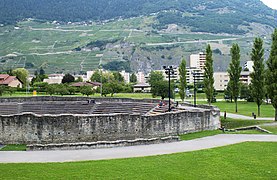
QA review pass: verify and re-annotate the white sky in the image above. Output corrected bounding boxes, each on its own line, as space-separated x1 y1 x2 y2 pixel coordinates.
261 0 277 10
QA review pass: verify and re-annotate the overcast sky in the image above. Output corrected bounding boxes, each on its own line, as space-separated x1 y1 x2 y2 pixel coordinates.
261 0 277 9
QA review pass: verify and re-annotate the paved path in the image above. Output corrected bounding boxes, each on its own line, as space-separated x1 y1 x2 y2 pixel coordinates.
220 112 275 120
1 134 277 163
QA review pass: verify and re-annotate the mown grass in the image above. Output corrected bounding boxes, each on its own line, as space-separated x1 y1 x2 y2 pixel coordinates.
0 142 276 179
221 117 273 129
211 101 274 118
260 125 277 134
0 144 26 151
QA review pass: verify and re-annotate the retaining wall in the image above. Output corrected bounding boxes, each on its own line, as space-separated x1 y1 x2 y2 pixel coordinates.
0 108 220 144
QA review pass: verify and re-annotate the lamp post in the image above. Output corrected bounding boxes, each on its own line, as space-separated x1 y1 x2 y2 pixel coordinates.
163 65 175 112
192 71 197 107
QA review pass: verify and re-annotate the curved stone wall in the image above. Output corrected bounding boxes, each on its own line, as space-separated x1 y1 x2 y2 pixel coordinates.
0 97 220 144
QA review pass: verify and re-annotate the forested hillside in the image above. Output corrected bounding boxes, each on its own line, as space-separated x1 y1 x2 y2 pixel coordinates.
0 0 276 34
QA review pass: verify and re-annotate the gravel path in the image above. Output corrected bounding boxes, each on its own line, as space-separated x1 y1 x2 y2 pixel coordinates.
1 134 277 163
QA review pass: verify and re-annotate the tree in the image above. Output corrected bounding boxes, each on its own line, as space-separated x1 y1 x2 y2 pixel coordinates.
178 58 187 102
266 29 277 121
112 72 124 83
224 81 233 102
39 67 45 75
46 84 56 95
75 76 83 82
0 85 7 96
62 73 75 84
107 82 123 97
80 86 94 97
228 43 242 113
11 68 29 86
56 84 69 96
130 73 137 83
148 71 164 87
203 44 215 105
241 83 253 102
250 37 265 116
148 71 166 98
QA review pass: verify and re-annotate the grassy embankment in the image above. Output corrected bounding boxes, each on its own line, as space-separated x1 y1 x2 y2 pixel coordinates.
0 142 277 179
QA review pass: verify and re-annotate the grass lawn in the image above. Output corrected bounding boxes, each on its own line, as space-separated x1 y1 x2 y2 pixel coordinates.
261 125 277 134
0 142 276 179
180 130 221 140
221 117 273 129
0 144 26 151
180 117 273 140
209 101 274 118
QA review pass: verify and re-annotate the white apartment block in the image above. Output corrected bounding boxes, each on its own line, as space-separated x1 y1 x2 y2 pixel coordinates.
120 70 130 84
190 52 206 70
136 71 146 83
240 71 251 85
186 67 204 84
213 72 229 91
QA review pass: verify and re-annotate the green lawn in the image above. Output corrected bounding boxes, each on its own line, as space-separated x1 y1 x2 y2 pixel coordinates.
261 125 277 134
211 101 274 118
221 117 273 129
0 142 276 179
0 144 26 151
180 130 221 140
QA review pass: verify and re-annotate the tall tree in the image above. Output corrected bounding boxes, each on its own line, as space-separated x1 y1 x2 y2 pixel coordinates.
228 43 242 113
178 58 187 102
250 37 265 116
62 73 75 84
266 29 277 121
11 68 29 87
130 73 137 83
203 44 214 105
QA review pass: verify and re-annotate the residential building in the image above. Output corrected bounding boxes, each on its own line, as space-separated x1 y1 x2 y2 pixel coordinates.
186 67 204 84
136 72 146 83
120 70 130 84
213 72 229 91
133 83 151 93
43 74 64 84
190 52 206 70
240 71 251 85
0 74 22 88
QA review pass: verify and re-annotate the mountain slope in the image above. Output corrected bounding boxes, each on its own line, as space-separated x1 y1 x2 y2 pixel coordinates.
0 0 276 34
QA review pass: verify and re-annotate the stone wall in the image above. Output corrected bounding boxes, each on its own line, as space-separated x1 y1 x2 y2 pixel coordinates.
0 107 220 144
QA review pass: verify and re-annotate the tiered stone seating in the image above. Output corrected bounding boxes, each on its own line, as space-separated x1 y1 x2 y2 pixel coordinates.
148 104 179 115
21 101 94 114
0 103 19 115
90 102 156 115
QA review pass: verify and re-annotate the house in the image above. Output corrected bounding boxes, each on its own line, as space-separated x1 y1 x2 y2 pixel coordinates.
133 83 151 93
0 74 23 88
71 82 101 89
43 74 64 84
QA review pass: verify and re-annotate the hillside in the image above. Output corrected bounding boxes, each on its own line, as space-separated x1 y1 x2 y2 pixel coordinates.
0 0 276 74
0 0 276 34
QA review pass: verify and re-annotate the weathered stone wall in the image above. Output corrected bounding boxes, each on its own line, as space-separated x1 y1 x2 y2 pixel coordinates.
0 108 220 144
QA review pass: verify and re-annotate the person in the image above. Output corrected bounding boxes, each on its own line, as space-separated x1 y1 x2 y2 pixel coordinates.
158 97 165 107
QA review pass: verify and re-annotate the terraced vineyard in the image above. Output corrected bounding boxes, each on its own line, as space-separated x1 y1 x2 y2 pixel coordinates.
0 16 273 74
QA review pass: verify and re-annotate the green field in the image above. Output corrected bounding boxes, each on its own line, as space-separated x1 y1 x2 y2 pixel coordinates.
211 101 275 118
0 142 276 179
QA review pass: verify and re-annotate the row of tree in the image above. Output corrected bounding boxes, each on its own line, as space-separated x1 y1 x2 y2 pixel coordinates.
175 29 277 120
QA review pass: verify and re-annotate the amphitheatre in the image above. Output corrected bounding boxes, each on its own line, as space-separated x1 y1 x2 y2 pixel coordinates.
0 96 220 151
